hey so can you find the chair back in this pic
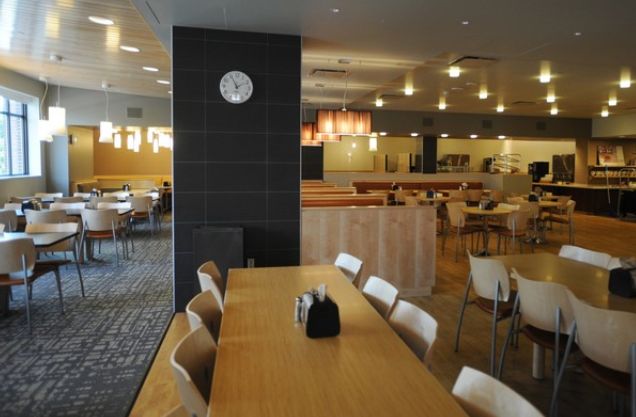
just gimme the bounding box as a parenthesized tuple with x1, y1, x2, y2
(3, 203, 21, 211)
(25, 209, 67, 224)
(128, 196, 153, 213)
(448, 189, 468, 202)
(54, 196, 83, 203)
(0, 209, 19, 231)
(88, 196, 117, 209)
(97, 202, 132, 210)
(452, 366, 544, 417)
(186, 290, 223, 343)
(446, 201, 467, 228)
(489, 190, 503, 203)
(0, 238, 36, 275)
(81, 209, 118, 232)
(497, 203, 519, 211)
(388, 300, 438, 366)
(567, 290, 636, 373)
(197, 261, 225, 295)
(468, 252, 512, 302)
(467, 189, 483, 203)
(565, 199, 576, 216)
(0, 224, 4, 233)
(506, 196, 524, 204)
(512, 269, 573, 333)
(361, 275, 399, 319)
(334, 252, 363, 283)
(35, 192, 63, 200)
(518, 201, 539, 220)
(556, 195, 571, 210)
(170, 326, 217, 417)
(394, 189, 406, 203)
(25, 222, 79, 251)
(50, 202, 86, 211)
(558, 245, 611, 269)
(506, 209, 530, 232)
(73, 192, 91, 199)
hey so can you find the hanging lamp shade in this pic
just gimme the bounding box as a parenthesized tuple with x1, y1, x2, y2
(48, 106, 67, 136)
(153, 138, 159, 153)
(38, 119, 53, 142)
(316, 109, 372, 136)
(113, 133, 122, 149)
(99, 121, 113, 143)
(301, 122, 321, 146)
(127, 133, 134, 150)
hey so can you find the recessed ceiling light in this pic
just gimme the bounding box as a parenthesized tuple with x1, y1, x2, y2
(438, 97, 447, 110)
(379, 132, 387, 136)
(143, 66, 159, 72)
(601, 107, 609, 117)
(449, 66, 461, 78)
(461, 20, 470, 25)
(470, 134, 478, 139)
(375, 97, 383, 107)
(498, 135, 506, 139)
(550, 105, 559, 115)
(609, 93, 617, 106)
(168, 90, 172, 94)
(479, 86, 488, 99)
(620, 67, 631, 88)
(157, 80, 170, 85)
(120, 45, 140, 53)
(496, 104, 504, 113)
(574, 32, 582, 36)
(440, 133, 449, 138)
(410, 132, 419, 137)
(89, 16, 114, 25)
(330, 8, 340, 13)
(404, 87, 414, 96)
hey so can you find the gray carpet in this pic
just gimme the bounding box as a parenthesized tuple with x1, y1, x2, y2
(0, 221, 174, 417)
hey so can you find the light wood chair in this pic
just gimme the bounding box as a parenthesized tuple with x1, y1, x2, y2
(0, 224, 4, 233)
(334, 252, 363, 285)
(128, 196, 159, 234)
(24, 209, 68, 224)
(186, 290, 223, 343)
(25, 222, 85, 297)
(443, 202, 480, 262)
(361, 275, 399, 319)
(452, 366, 545, 417)
(448, 189, 468, 202)
(170, 326, 217, 417)
(467, 189, 484, 205)
(558, 244, 611, 269)
(489, 189, 504, 203)
(0, 238, 64, 333)
(496, 209, 532, 254)
(388, 299, 438, 368)
(197, 261, 224, 311)
(80, 209, 127, 266)
(0, 209, 19, 231)
(548, 200, 576, 244)
(404, 196, 418, 206)
(559, 291, 636, 417)
(98, 202, 134, 253)
(456, 252, 517, 376)
(498, 270, 575, 415)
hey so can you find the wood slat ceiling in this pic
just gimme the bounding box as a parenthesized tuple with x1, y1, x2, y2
(0, 0, 171, 98)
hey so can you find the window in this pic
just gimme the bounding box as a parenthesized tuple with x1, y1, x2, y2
(0, 95, 29, 176)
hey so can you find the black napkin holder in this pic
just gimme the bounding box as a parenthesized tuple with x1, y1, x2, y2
(304, 294, 340, 339)
(426, 189, 435, 198)
(609, 268, 636, 298)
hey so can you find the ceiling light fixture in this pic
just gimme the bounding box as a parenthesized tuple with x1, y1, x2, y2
(120, 45, 140, 53)
(113, 132, 122, 149)
(143, 66, 159, 72)
(38, 77, 53, 142)
(375, 97, 383, 107)
(461, 20, 470, 25)
(440, 133, 449, 138)
(550, 104, 559, 115)
(99, 82, 113, 143)
(127, 133, 134, 150)
(88, 16, 114, 25)
(410, 132, 419, 137)
(157, 80, 170, 85)
(470, 134, 478, 139)
(153, 138, 159, 153)
(498, 135, 506, 139)
(368, 135, 378, 152)
(404, 87, 414, 96)
(574, 32, 582, 36)
(449, 66, 461, 78)
(601, 107, 609, 118)
(330, 8, 340, 13)
(479, 85, 488, 100)
(379, 132, 387, 136)
(546, 85, 556, 103)
(496, 104, 504, 113)
(438, 97, 447, 110)
(49, 83, 67, 136)
(539, 61, 551, 83)
(608, 92, 617, 106)
(620, 67, 631, 88)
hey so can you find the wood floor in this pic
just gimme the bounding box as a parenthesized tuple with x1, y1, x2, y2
(409, 212, 636, 417)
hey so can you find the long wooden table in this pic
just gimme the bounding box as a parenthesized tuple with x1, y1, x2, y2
(211, 264, 467, 417)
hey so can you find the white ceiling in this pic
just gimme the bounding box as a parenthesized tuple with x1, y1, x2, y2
(132, 0, 636, 118)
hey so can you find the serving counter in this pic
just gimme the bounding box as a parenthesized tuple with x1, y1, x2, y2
(533, 182, 636, 215)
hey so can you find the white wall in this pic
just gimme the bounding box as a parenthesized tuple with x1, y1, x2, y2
(324, 135, 420, 171)
(437, 138, 576, 172)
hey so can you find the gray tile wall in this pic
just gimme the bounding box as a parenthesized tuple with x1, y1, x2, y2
(172, 27, 301, 311)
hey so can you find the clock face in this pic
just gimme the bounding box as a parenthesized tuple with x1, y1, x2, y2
(219, 71, 253, 104)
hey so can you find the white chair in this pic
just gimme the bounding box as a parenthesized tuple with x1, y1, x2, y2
(128, 196, 159, 234)
(25, 222, 85, 297)
(559, 291, 636, 417)
(456, 252, 517, 376)
(24, 209, 67, 224)
(54, 196, 83, 203)
(49, 202, 87, 211)
(0, 209, 19, 231)
(197, 261, 224, 311)
(558, 245, 611, 269)
(98, 202, 134, 253)
(334, 252, 363, 285)
(88, 196, 117, 209)
(496, 209, 532, 254)
(73, 192, 91, 200)
(80, 209, 127, 266)
(0, 238, 64, 332)
(361, 275, 399, 319)
(452, 366, 545, 417)
(388, 300, 438, 368)
(443, 202, 480, 262)
(3, 203, 22, 211)
(170, 326, 217, 417)
(186, 289, 223, 343)
(548, 200, 576, 244)
(34, 192, 63, 201)
(448, 189, 468, 202)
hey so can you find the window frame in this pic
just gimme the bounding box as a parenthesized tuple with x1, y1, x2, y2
(0, 98, 30, 177)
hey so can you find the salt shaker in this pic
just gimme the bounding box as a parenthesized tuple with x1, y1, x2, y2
(294, 296, 302, 322)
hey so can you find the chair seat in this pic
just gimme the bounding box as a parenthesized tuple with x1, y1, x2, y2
(0, 263, 59, 286)
(132, 212, 150, 219)
(520, 325, 579, 352)
(581, 357, 630, 395)
(87, 230, 115, 239)
(36, 259, 72, 267)
(474, 290, 518, 319)
(548, 215, 569, 224)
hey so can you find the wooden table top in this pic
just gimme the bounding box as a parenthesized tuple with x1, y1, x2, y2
(462, 206, 512, 216)
(0, 231, 78, 248)
(491, 253, 636, 314)
(210, 264, 468, 417)
(15, 208, 133, 217)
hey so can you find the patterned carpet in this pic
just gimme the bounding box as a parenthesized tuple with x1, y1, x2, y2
(0, 220, 174, 417)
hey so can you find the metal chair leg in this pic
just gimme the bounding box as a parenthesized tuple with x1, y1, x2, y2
(54, 269, 65, 314)
(490, 280, 501, 376)
(72, 248, 85, 297)
(454, 272, 473, 352)
(22, 257, 31, 334)
(550, 321, 577, 417)
(497, 293, 520, 380)
(630, 343, 635, 417)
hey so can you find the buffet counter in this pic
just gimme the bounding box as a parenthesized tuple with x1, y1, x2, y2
(533, 182, 636, 215)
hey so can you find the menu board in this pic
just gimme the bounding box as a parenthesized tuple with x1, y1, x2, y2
(597, 145, 625, 166)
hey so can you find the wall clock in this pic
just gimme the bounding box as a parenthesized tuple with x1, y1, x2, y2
(219, 71, 253, 104)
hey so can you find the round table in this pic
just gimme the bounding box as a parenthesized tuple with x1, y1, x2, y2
(462, 206, 513, 256)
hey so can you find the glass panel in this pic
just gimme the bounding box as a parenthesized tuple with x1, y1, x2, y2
(0, 96, 6, 112)
(9, 115, 25, 175)
(9, 100, 24, 115)
(0, 114, 8, 175)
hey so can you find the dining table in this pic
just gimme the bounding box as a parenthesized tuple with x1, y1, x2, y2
(210, 264, 468, 417)
(462, 206, 513, 256)
(492, 252, 636, 379)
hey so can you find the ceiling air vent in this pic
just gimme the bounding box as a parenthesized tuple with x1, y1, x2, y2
(309, 69, 350, 79)
(127, 107, 143, 119)
(448, 55, 497, 68)
(482, 120, 493, 129)
(536, 121, 547, 131)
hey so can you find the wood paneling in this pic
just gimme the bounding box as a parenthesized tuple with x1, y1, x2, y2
(0, 0, 171, 98)
(302, 206, 436, 296)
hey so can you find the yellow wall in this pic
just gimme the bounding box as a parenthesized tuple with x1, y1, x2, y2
(93, 130, 172, 176)
(68, 126, 95, 181)
(323, 135, 419, 171)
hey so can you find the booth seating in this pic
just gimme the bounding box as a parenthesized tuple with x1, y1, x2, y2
(351, 180, 483, 195)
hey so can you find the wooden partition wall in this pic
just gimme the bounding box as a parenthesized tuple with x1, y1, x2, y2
(302, 205, 436, 296)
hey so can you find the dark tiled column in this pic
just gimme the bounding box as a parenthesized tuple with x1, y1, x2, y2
(172, 27, 301, 311)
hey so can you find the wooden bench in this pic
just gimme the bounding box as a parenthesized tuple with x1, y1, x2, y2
(128, 313, 190, 417)
(302, 194, 387, 207)
(301, 187, 357, 195)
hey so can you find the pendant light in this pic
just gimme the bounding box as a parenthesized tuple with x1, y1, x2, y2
(38, 78, 53, 142)
(99, 83, 113, 143)
(315, 71, 372, 136)
(48, 82, 67, 136)
(147, 127, 154, 143)
(114, 132, 122, 149)
(127, 133, 134, 150)
(153, 138, 159, 153)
